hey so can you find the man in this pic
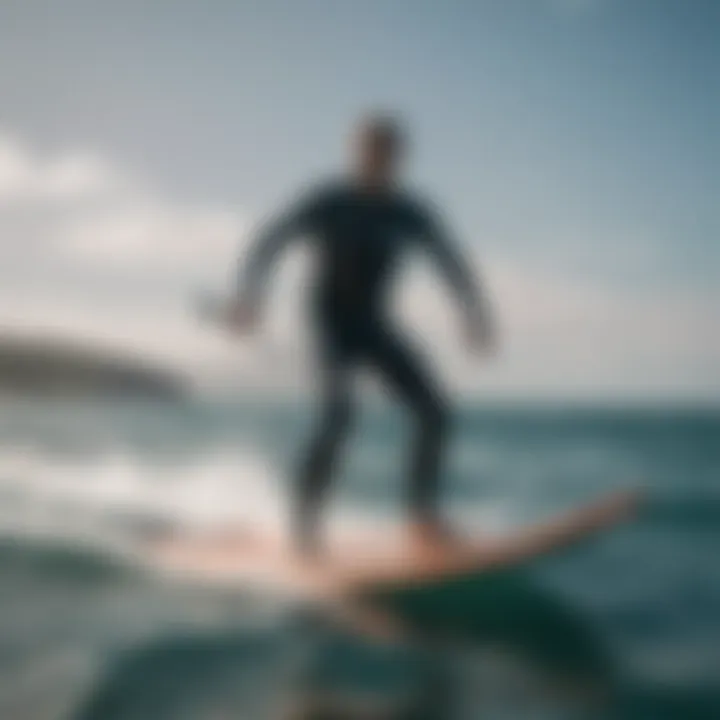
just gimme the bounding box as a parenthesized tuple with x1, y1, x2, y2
(229, 114, 495, 556)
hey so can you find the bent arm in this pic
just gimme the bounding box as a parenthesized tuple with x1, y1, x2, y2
(416, 204, 496, 351)
(419, 207, 486, 315)
(235, 193, 317, 312)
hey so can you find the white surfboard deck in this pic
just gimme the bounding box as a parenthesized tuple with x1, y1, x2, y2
(146, 490, 641, 604)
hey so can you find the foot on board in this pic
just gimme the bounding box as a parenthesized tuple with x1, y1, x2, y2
(406, 517, 464, 557)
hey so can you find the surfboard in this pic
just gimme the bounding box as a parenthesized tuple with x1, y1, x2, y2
(147, 489, 641, 605)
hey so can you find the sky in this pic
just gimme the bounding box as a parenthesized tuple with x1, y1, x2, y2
(0, 0, 717, 401)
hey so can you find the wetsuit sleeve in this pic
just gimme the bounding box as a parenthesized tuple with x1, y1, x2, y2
(236, 189, 322, 309)
(414, 203, 485, 314)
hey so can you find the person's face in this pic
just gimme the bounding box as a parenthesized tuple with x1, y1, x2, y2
(355, 125, 401, 187)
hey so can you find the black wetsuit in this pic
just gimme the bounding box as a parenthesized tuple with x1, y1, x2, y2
(239, 179, 481, 550)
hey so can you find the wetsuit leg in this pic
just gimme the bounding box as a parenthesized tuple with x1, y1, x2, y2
(293, 325, 356, 554)
(367, 326, 450, 523)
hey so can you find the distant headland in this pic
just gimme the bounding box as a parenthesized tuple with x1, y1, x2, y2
(0, 335, 186, 399)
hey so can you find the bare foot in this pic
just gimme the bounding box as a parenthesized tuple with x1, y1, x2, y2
(406, 518, 463, 556)
(288, 526, 328, 568)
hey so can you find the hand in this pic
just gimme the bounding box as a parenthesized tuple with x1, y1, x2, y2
(465, 312, 496, 358)
(225, 300, 259, 336)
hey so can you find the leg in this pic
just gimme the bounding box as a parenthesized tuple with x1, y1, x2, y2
(367, 327, 450, 531)
(293, 351, 355, 556)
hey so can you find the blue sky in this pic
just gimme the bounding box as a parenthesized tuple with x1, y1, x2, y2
(0, 0, 717, 399)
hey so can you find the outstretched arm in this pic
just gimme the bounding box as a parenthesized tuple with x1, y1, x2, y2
(418, 205, 495, 353)
(232, 191, 319, 329)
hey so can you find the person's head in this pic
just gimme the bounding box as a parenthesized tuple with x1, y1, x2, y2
(353, 113, 407, 190)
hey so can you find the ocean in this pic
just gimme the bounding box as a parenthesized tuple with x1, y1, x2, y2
(0, 397, 718, 719)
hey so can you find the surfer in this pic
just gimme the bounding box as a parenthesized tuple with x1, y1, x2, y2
(229, 114, 495, 556)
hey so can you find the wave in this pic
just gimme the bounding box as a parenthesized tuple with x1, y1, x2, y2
(0, 534, 131, 583)
(0, 434, 717, 597)
(0, 444, 287, 545)
(0, 442, 525, 556)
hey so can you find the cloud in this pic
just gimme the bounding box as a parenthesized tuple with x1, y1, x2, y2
(0, 128, 717, 400)
(57, 201, 245, 273)
(0, 131, 121, 201)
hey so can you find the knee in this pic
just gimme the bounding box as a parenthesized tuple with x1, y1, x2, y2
(322, 397, 354, 437)
(417, 394, 450, 436)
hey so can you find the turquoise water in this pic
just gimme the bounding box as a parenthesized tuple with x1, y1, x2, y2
(0, 398, 718, 719)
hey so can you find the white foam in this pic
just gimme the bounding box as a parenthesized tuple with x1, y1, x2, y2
(0, 444, 286, 543)
(0, 439, 521, 552)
